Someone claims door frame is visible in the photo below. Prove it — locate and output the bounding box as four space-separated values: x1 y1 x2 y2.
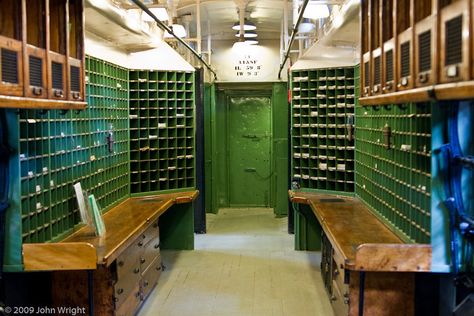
225 91 274 207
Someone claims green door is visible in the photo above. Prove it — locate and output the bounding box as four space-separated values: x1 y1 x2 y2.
228 96 272 207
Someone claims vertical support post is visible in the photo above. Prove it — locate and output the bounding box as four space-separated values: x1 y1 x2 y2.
196 0 202 54
207 20 212 65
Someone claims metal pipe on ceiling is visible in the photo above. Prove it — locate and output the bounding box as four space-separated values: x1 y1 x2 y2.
278 0 310 79
130 0 218 80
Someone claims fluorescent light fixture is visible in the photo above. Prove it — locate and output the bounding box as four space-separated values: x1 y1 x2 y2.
231 20 257 31
142 7 169 22
233 41 252 50
164 24 187 38
245 39 259 45
303 3 330 19
298 19 315 33
234 31 258 38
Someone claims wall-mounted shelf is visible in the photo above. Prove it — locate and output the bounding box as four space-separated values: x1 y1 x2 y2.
359 80 474 105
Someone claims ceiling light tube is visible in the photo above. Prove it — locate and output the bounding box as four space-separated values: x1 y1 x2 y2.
231 20 257 31
234 30 258 38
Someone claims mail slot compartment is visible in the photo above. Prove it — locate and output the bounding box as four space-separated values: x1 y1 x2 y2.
0 0 23 97
140 256 162 301
140 236 160 272
439 0 471 83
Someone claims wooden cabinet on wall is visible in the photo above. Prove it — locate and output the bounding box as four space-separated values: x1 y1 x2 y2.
0 0 85 110
360 0 474 105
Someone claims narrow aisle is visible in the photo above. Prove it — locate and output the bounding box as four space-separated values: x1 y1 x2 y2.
138 208 333 316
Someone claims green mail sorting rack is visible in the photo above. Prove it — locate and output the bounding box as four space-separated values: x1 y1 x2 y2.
355 102 431 243
129 70 195 194
18 57 130 244
291 67 358 193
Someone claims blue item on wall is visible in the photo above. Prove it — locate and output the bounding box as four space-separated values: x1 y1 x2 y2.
439 102 474 273
0 109 11 310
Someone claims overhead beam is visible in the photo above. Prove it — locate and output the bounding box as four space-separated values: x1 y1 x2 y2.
278 0 310 79
130 0 217 80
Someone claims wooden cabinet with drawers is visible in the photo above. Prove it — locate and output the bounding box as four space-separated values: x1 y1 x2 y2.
52 219 163 316
113 221 162 313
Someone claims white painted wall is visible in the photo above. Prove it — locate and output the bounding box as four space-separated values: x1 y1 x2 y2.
211 40 288 82
291 44 359 70
85 32 194 71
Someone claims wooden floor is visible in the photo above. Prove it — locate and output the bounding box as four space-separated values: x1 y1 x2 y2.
137 208 333 316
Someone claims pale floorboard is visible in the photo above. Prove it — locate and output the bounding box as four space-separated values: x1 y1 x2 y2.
138 208 333 316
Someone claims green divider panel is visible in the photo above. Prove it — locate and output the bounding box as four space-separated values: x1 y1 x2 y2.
273 82 289 217
159 203 194 250
294 204 322 251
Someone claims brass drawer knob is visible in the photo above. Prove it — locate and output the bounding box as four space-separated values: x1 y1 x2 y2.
154 243 160 249
117 288 124 295
144 281 149 288
140 257 146 264
32 87 43 96
138 241 144 247
133 268 140 274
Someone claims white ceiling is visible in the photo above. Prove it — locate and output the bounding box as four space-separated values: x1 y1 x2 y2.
176 0 287 40
84 0 360 59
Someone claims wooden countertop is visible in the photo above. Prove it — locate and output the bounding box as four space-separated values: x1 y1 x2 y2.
23 190 198 270
289 190 431 272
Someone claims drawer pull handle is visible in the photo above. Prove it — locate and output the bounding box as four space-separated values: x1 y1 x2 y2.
156 266 162 271
144 281 149 288
330 295 337 302
117 288 124 295
32 87 43 96
114 297 119 302
135 292 140 298
118 261 124 267
140 258 146 264
154 244 160 249
138 241 144 247
133 268 140 274
142 234 146 239
343 293 350 305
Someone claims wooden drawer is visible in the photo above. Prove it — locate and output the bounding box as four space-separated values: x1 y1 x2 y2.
141 236 160 272
116 242 142 280
137 220 159 248
115 285 141 316
114 265 141 309
140 256 162 301
331 279 349 316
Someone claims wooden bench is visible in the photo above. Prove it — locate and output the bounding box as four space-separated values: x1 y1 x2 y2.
22 190 198 316
289 190 431 316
